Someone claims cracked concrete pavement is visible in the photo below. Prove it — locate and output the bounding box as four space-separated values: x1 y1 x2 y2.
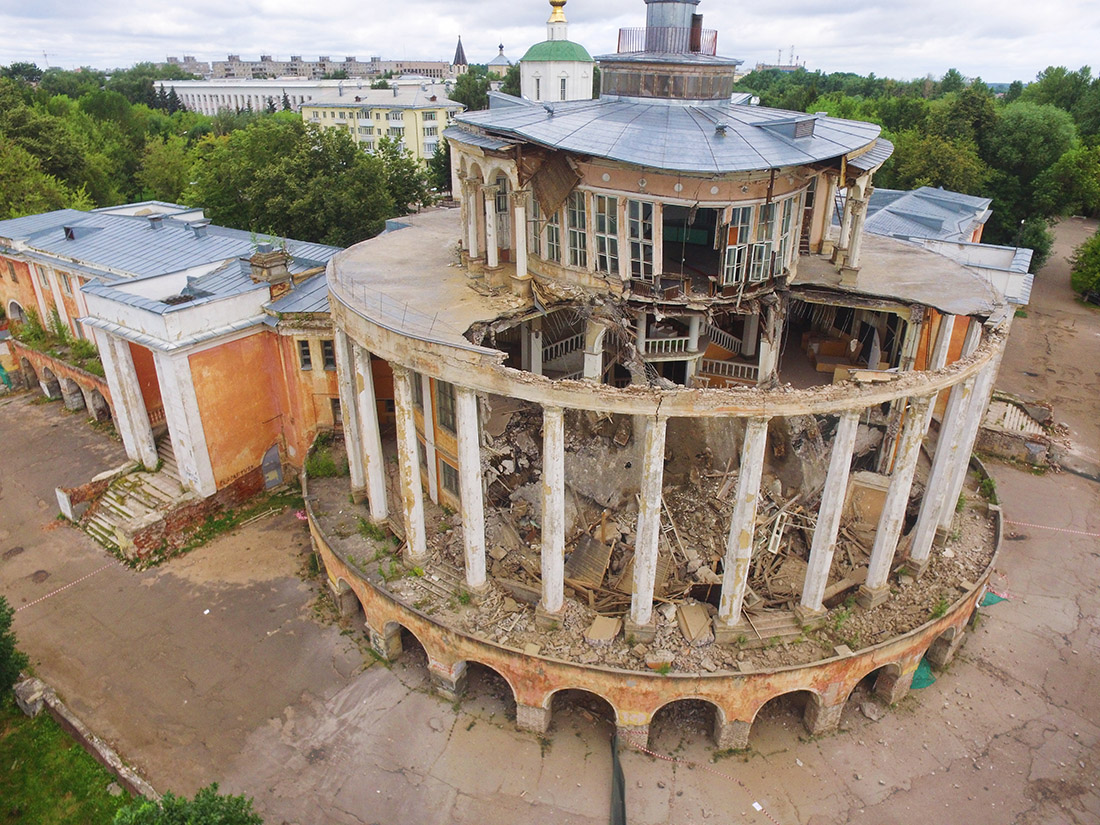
1 218 1097 824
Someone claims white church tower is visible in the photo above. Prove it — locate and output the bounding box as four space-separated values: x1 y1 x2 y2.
520 0 595 102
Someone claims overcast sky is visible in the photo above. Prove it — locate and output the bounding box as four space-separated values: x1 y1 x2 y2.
2 0 1098 84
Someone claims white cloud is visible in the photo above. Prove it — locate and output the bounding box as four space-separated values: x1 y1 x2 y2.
1 0 1098 82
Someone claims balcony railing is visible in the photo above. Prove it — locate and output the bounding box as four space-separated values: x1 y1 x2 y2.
645 336 692 356
705 324 742 356
617 26 718 56
543 332 585 364
700 359 759 382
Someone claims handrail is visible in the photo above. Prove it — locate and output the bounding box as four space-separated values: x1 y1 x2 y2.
705 324 742 356
543 332 585 364
617 27 719 56
700 359 759 381
645 336 692 355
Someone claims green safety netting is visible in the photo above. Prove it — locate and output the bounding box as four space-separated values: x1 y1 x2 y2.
911 657 937 689
980 591 1007 606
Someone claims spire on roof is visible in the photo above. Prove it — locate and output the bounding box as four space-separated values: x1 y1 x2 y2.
548 0 568 40
453 36 467 67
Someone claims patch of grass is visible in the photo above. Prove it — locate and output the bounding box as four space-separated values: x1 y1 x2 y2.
712 746 750 761
655 662 672 676
357 517 388 542
830 607 851 632
1014 308 1028 318
304 445 347 478
456 589 472 606
0 698 133 824
931 597 950 619
956 493 967 512
978 476 998 504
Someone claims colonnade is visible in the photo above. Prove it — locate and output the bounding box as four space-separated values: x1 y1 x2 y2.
335 315 1000 639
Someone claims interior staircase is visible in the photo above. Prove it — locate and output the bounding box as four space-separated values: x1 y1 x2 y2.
84 437 190 552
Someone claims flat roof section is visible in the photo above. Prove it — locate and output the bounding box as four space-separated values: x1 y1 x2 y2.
328 210 526 353
793 234 1000 317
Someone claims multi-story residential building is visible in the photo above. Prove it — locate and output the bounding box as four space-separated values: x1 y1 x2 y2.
210 53 458 81
300 85 464 161
163 55 211 77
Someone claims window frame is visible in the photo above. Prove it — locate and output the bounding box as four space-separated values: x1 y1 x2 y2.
436 380 456 433
594 194 619 276
297 339 313 370
627 199 655 282
320 339 336 371
566 191 588 269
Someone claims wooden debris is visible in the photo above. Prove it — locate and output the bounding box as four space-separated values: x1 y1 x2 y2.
564 533 613 589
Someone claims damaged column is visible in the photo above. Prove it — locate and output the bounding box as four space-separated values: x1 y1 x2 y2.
538 406 566 626
92 330 158 470
334 331 368 500
715 417 770 641
858 395 932 608
391 365 428 560
511 189 531 297
483 185 499 269
456 386 487 590
625 415 668 642
798 408 861 618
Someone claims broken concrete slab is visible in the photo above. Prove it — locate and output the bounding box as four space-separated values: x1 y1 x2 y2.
676 603 712 645
584 615 622 647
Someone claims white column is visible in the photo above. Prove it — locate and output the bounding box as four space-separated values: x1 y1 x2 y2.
466 182 480 259
456 387 486 590
484 186 499 268
392 366 427 560
420 373 439 504
835 191 855 262
845 197 869 269
859 395 932 607
800 409 860 614
741 312 759 358
909 375 976 571
540 406 566 615
334 332 367 494
530 318 543 376
629 415 668 631
818 175 838 251
922 314 956 433
635 311 647 353
583 321 606 381
93 330 157 469
717 418 769 629
353 343 389 522
513 194 529 280
152 350 217 497
940 353 1001 532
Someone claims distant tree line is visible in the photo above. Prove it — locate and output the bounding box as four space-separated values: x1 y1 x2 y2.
734 65 1100 271
0 61 433 247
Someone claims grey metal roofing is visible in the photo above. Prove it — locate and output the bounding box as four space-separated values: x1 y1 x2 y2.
847 138 894 172
443 125 517 151
455 100 881 174
0 209 87 243
1 209 338 282
865 186 992 244
266 271 331 314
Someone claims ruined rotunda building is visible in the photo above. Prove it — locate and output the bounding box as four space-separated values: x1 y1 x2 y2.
314 0 1018 747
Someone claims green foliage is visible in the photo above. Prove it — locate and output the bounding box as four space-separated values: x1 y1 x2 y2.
427 139 452 194
983 102 1077 186
1069 230 1100 296
875 130 989 194
0 139 92 218
500 64 521 98
1033 145 1100 217
357 517 388 542
377 135 430 213
14 307 49 346
450 72 491 112
305 441 348 478
0 596 29 693
113 784 263 825
187 118 394 245
931 597 950 619
48 308 71 343
1017 218 1054 272
979 476 998 504
136 134 191 202
0 697 133 825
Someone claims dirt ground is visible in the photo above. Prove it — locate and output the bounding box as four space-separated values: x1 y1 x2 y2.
1 217 1097 824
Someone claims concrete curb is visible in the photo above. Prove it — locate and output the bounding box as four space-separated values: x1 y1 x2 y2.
13 675 159 800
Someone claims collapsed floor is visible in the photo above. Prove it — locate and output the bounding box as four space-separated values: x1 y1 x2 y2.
309 412 998 673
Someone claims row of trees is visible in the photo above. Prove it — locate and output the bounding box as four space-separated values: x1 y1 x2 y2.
0 63 435 247
735 66 1100 270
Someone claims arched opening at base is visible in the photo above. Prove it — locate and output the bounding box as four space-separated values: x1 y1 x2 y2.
387 625 430 690
750 690 818 747
332 580 363 625
40 366 60 398
462 662 517 722
7 300 26 323
549 689 617 739
88 389 111 423
21 357 37 389
844 664 899 721
649 699 723 750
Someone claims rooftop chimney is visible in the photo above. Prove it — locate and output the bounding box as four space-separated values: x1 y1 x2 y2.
249 245 292 291
148 215 163 230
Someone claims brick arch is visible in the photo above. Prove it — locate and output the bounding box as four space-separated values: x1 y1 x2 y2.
7 300 26 323
649 696 727 748
546 686 620 728
843 661 904 705
747 688 825 742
